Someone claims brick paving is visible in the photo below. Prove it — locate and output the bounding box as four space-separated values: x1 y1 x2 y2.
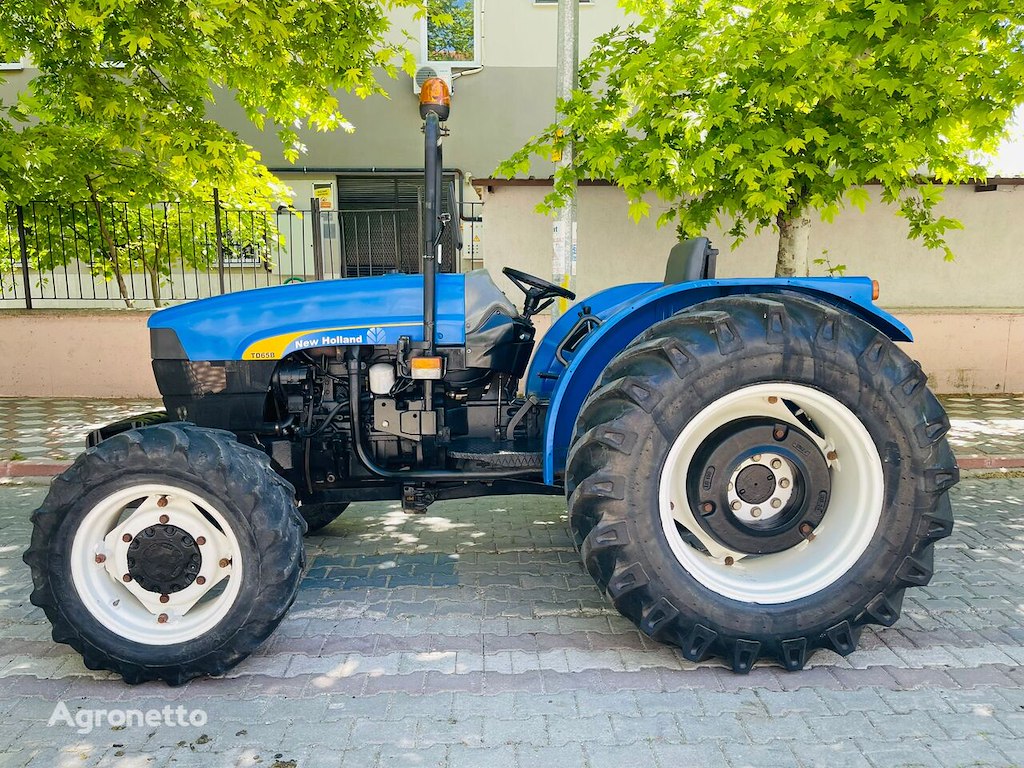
0 475 1022 767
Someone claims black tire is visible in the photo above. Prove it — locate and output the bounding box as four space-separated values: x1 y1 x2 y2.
23 424 306 685
566 294 957 672
298 502 350 534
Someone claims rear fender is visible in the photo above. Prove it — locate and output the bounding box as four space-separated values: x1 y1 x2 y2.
526 282 661 399
540 277 912 484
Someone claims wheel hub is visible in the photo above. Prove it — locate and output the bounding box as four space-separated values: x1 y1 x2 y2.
734 463 775 504
687 417 831 555
728 453 795 525
127 524 202 594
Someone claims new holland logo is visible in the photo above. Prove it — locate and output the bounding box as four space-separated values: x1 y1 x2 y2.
366 327 387 344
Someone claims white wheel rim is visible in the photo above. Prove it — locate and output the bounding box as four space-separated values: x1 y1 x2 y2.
69 484 244 645
658 383 884 604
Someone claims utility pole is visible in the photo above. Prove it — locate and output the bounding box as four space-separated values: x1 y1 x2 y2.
552 0 579 320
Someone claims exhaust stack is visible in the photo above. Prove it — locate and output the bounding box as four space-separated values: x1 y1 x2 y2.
419 77 451 356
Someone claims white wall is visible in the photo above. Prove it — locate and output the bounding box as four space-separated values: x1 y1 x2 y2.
477 182 1024 309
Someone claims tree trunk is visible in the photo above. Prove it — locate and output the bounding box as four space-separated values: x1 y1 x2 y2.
84 176 134 308
147 204 169 308
147 242 163 309
775 206 812 278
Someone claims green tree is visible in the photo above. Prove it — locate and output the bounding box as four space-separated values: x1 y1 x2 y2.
0 0 419 302
0 0 420 202
501 0 1024 276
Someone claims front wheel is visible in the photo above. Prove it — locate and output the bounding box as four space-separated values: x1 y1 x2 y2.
24 424 306 685
298 502 350 534
567 294 957 672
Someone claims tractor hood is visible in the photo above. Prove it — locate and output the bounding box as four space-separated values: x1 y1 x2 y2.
148 274 467 361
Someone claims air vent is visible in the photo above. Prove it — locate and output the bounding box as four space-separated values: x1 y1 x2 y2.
414 64 453 96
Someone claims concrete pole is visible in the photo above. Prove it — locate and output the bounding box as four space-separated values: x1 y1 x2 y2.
552 0 579 320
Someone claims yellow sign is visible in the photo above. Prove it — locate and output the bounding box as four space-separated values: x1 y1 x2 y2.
313 184 334 210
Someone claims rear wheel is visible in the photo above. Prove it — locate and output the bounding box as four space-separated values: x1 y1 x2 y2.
566 294 957 672
24 424 305 685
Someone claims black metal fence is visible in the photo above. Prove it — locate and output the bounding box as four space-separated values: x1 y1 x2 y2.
0 195 483 309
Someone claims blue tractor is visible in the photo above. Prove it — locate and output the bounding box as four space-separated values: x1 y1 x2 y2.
25 81 957 683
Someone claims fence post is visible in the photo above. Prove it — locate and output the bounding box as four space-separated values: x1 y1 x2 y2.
213 188 226 294
310 197 324 281
15 205 32 310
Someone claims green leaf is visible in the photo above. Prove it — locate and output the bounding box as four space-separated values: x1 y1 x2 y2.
846 187 871 212
0 0 423 207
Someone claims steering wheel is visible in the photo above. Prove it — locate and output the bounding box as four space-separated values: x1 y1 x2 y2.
502 267 576 319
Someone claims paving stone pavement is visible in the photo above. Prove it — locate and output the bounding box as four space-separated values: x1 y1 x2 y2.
0 477 1022 768
0 399 162 462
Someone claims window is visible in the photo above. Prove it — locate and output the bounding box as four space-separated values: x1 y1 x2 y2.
423 0 480 67
335 174 461 277
0 52 25 70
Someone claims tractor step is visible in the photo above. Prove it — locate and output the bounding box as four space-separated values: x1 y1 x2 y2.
448 437 544 469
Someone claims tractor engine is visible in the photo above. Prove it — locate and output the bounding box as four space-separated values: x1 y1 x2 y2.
267 344 545 500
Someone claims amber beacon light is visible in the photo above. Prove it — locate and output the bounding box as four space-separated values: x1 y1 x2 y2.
419 78 451 121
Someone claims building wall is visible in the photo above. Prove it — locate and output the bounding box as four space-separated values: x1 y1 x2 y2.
0 310 158 398
202 2 632 180
477 182 1024 309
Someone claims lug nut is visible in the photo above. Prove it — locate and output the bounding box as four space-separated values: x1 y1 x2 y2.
752 454 761 462
94 554 106 564
159 594 170 604
724 556 735 566
799 522 814 536
768 396 778 404
771 458 782 469
771 498 782 509
159 514 169 524
219 558 231 568
122 533 132 543
701 502 714 514
196 536 206 546
731 500 742 511
773 426 787 440
780 478 791 489
122 573 132 582
826 450 838 461
157 614 168 624
196 576 206 586
751 507 761 518
157 496 168 508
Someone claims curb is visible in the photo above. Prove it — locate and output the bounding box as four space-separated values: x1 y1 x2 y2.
956 456 1024 470
0 460 72 479
3 455 1024 480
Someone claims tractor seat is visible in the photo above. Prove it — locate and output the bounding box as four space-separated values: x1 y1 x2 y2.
664 237 719 284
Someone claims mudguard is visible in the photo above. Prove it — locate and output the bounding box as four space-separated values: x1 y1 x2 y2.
148 273 467 361
532 277 913 484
